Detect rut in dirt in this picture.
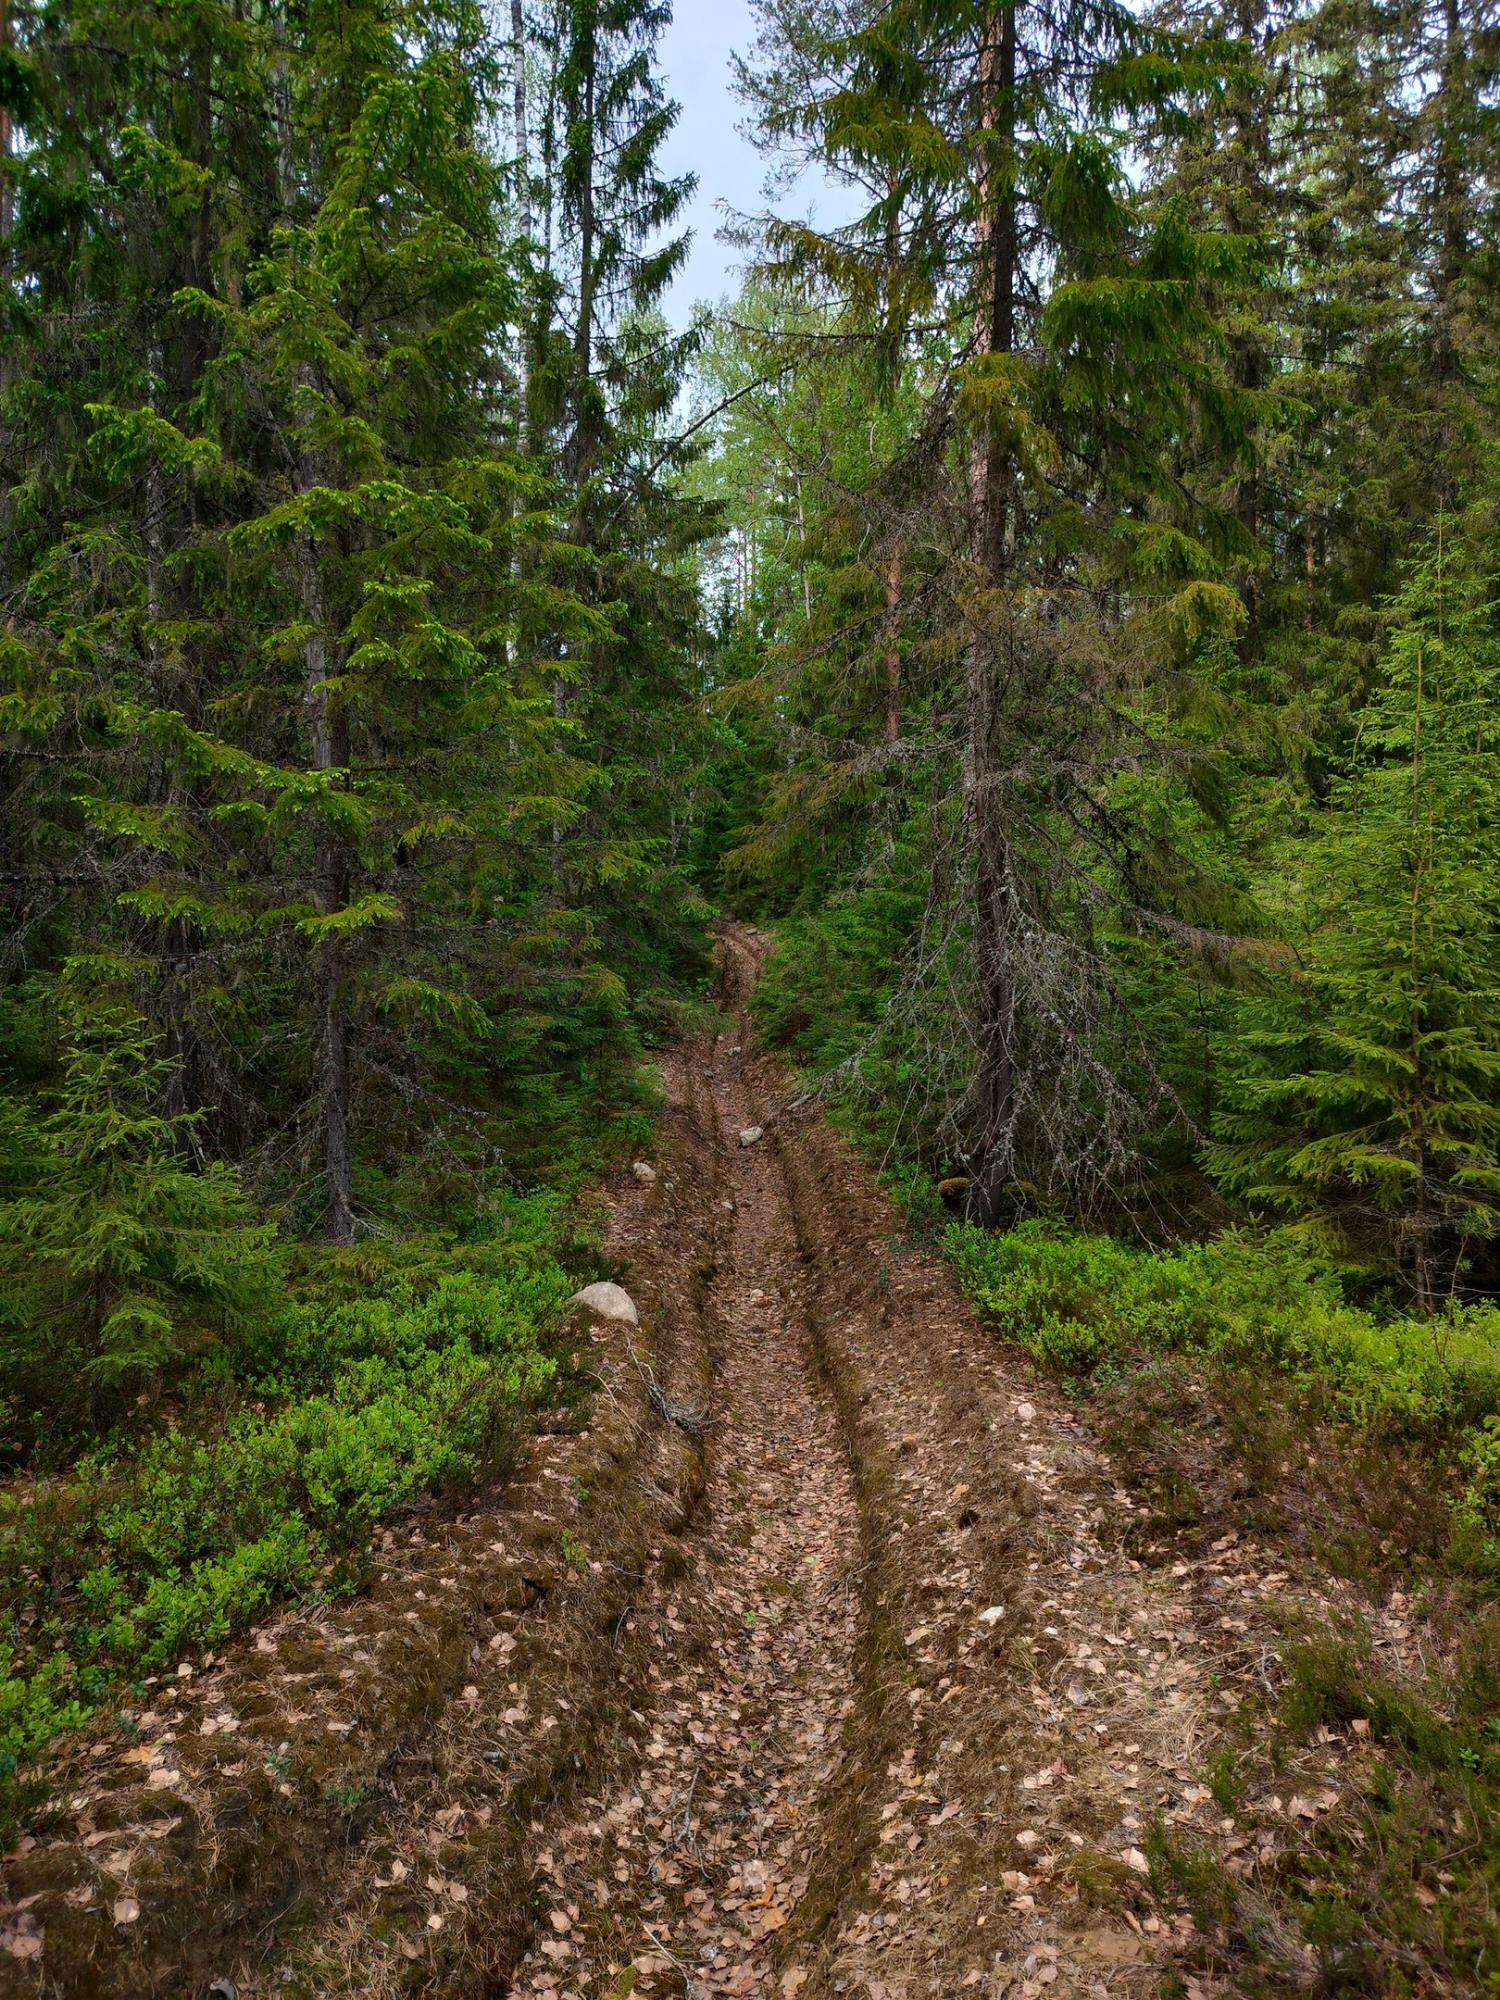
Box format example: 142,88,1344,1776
504,1006,861,1999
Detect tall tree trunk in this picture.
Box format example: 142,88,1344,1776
509,0,532,677
142,340,200,1130
0,0,11,399
512,0,531,246
1432,0,1467,394
571,33,595,430
882,543,903,745
966,0,1019,1227
277,41,355,1245
1228,0,1268,653
297,532,355,1246
551,16,597,893
795,474,812,622
879,166,903,748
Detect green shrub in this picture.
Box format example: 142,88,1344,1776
0,1648,91,1810
1456,1418,1500,1573
241,1263,573,1397
947,1219,1500,1560
0,1256,571,1813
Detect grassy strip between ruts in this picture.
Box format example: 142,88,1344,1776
0,1192,591,1835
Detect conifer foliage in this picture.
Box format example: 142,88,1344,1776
0,987,277,1421
0,0,1497,1446
1210,533,1500,1302
710,0,1500,1299
0,0,712,1442
733,0,1264,1219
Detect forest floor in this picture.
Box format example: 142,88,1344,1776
0,926,1468,1998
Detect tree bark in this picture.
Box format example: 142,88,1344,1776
512,0,531,245
509,0,532,682
1433,0,1467,393
571,24,596,472
277,40,355,1245
965,0,1019,1228
297,531,356,1247
882,543,903,745
0,0,11,397
795,474,812,621
552,12,598,894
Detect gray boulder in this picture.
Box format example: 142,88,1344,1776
569,1282,640,1326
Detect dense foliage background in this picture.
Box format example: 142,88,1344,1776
703,0,1500,1314
1,0,1498,1838
0,0,716,1803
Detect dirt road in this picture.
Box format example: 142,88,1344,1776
6,927,1362,1998
490,926,1251,2000
502,959,863,1998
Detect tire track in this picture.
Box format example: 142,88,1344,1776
502,1007,861,2000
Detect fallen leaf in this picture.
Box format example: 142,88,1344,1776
1071,1930,1147,1968
3,1928,42,1962
113,1896,141,1926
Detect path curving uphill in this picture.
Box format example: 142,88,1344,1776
6,924,1328,2000
501,953,862,1999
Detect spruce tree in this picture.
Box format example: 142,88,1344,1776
738,0,1261,1218
1209,527,1500,1303
2,0,598,1240
212,0,582,1239
0,988,277,1422
521,0,717,1007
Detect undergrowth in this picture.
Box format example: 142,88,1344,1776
944,1218,1500,1571
938,1211,1500,1988
756,917,1500,1983
0,1190,595,1834
1142,1610,1500,1993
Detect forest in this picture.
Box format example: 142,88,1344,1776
0,0,1498,1993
